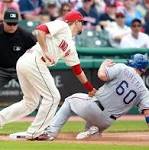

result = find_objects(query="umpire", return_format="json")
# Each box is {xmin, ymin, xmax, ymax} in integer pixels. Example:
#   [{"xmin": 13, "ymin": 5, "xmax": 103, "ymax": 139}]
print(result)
[{"xmin": 0, "ymin": 9, "xmax": 37, "ymax": 88}]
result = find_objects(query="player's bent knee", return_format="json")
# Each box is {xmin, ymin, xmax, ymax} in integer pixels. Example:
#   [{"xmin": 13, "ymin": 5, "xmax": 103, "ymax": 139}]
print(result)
[
  {"xmin": 23, "ymin": 100, "xmax": 39, "ymax": 112},
  {"xmin": 65, "ymin": 93, "xmax": 88, "ymax": 102}
]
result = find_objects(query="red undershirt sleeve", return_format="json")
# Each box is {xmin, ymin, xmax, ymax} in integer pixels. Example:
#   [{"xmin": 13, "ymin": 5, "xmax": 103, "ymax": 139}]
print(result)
[
  {"xmin": 36, "ymin": 24, "xmax": 49, "ymax": 33},
  {"xmin": 71, "ymin": 64, "xmax": 82, "ymax": 75}
]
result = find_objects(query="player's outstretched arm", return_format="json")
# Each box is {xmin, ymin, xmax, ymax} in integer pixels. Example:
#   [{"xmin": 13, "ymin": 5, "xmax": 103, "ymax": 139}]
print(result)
[
  {"xmin": 143, "ymin": 109, "xmax": 149, "ymax": 127},
  {"xmin": 71, "ymin": 64, "xmax": 96, "ymax": 97}
]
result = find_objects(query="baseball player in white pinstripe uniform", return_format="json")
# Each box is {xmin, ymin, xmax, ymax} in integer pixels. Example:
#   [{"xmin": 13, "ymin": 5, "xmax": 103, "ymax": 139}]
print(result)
[
  {"xmin": 41, "ymin": 53, "xmax": 149, "ymax": 140},
  {"xmin": 0, "ymin": 10, "xmax": 96, "ymax": 140}
]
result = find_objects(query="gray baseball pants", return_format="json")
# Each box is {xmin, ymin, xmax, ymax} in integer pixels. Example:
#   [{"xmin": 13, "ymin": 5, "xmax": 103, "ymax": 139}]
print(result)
[{"xmin": 47, "ymin": 93, "xmax": 115, "ymax": 136}]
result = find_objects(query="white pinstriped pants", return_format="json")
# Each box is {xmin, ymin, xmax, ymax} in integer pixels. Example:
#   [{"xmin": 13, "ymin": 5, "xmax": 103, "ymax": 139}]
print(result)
[{"xmin": 0, "ymin": 52, "xmax": 60, "ymax": 138}]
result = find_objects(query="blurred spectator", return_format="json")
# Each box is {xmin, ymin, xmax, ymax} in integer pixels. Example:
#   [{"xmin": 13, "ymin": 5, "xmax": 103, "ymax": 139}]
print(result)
[
  {"xmin": 69, "ymin": 0, "xmax": 82, "ymax": 10},
  {"xmin": 136, "ymin": 0, "xmax": 147, "ymax": 17},
  {"xmin": 120, "ymin": 18, "xmax": 149, "ymax": 48},
  {"xmin": 57, "ymin": 2, "xmax": 71, "ymax": 20},
  {"xmin": 0, "ymin": 9, "xmax": 36, "ymax": 89},
  {"xmin": 78, "ymin": 0, "xmax": 99, "ymax": 29},
  {"xmin": 0, "ymin": 0, "xmax": 20, "ymax": 21},
  {"xmin": 94, "ymin": 0, "xmax": 106, "ymax": 14},
  {"xmin": 123, "ymin": 0, "xmax": 143, "ymax": 26},
  {"xmin": 39, "ymin": 12, "xmax": 50, "ymax": 23},
  {"xmin": 18, "ymin": 0, "xmax": 44, "ymax": 21},
  {"xmin": 143, "ymin": 0, "xmax": 149, "ymax": 34},
  {"xmin": 54, "ymin": 0, "xmax": 82, "ymax": 9},
  {"xmin": 45, "ymin": 1, "xmax": 59, "ymax": 21},
  {"xmin": 115, "ymin": 0, "xmax": 125, "ymax": 10},
  {"xmin": 106, "ymin": 9, "xmax": 131, "ymax": 48},
  {"xmin": 98, "ymin": 0, "xmax": 117, "ymax": 29}
]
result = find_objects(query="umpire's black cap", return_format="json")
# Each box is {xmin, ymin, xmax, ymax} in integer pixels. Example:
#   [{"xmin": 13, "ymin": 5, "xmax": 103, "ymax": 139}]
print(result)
[{"xmin": 4, "ymin": 9, "xmax": 19, "ymax": 23}]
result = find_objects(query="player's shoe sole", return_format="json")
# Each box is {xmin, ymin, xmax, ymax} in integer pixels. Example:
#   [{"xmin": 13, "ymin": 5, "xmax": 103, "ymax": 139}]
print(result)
[{"xmin": 76, "ymin": 126, "xmax": 100, "ymax": 140}]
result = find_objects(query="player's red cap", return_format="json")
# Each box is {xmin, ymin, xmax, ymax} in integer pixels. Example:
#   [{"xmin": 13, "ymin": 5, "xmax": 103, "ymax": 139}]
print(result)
[{"xmin": 64, "ymin": 10, "xmax": 84, "ymax": 23}]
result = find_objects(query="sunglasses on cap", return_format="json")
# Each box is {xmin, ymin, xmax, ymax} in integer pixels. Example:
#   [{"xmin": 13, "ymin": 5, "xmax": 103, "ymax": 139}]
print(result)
[{"xmin": 6, "ymin": 22, "xmax": 18, "ymax": 26}]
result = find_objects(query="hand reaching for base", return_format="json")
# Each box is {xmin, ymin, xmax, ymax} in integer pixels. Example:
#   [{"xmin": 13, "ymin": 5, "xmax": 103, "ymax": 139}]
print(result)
[
  {"xmin": 42, "ymin": 51, "xmax": 55, "ymax": 65},
  {"xmin": 88, "ymin": 88, "xmax": 97, "ymax": 97}
]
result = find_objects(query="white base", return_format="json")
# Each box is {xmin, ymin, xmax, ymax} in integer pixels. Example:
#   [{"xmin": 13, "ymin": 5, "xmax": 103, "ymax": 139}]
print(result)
[{"xmin": 9, "ymin": 131, "xmax": 27, "ymax": 140}]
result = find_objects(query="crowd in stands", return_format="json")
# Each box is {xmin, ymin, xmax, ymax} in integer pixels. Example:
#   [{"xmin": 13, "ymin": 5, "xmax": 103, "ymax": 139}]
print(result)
[{"xmin": 1, "ymin": 0, "xmax": 149, "ymax": 48}]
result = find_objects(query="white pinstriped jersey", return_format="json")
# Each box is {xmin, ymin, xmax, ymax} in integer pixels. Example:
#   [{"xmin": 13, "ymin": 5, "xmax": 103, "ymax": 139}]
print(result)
[
  {"xmin": 31, "ymin": 20, "xmax": 80, "ymax": 67},
  {"xmin": 95, "ymin": 63, "xmax": 149, "ymax": 117}
]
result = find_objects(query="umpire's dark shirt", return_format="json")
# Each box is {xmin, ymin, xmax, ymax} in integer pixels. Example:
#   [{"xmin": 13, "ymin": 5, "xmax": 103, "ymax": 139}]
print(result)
[{"xmin": 0, "ymin": 23, "xmax": 37, "ymax": 68}]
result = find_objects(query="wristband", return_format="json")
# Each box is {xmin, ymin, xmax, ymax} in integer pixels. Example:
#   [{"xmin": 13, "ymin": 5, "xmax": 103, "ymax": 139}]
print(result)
[{"xmin": 83, "ymin": 81, "xmax": 94, "ymax": 92}]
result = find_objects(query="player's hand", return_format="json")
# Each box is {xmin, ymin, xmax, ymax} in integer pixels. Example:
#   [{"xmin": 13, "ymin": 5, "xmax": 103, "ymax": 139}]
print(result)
[
  {"xmin": 88, "ymin": 88, "xmax": 97, "ymax": 97},
  {"xmin": 42, "ymin": 51, "xmax": 55, "ymax": 65}
]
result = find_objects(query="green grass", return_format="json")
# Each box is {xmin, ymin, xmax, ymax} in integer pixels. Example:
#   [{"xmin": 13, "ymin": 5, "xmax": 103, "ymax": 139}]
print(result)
[
  {"xmin": 0, "ymin": 120, "xmax": 149, "ymax": 150},
  {"xmin": 0, "ymin": 122, "xmax": 30, "ymax": 135},
  {"xmin": 0, "ymin": 142, "xmax": 149, "ymax": 150},
  {"xmin": 106, "ymin": 120, "xmax": 148, "ymax": 132},
  {"xmin": 0, "ymin": 120, "xmax": 148, "ymax": 135}
]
